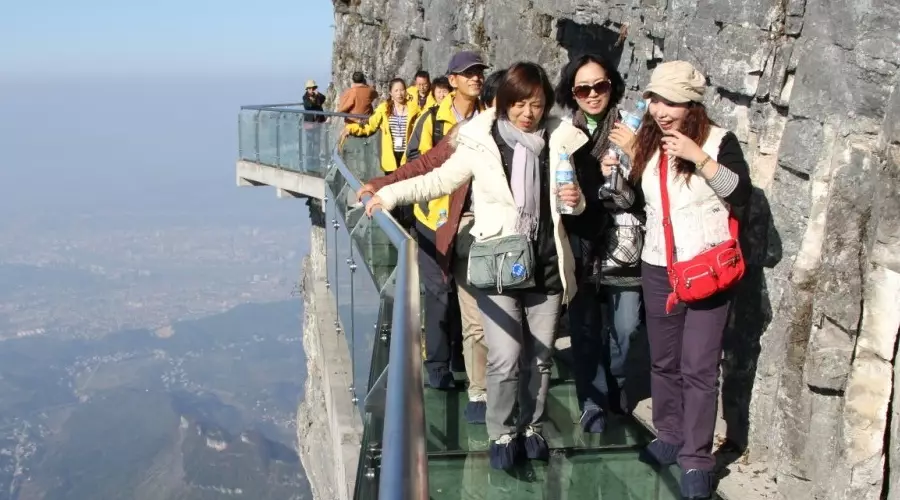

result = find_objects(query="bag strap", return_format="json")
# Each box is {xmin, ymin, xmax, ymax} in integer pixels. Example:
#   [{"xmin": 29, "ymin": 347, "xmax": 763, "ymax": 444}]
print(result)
[
  {"xmin": 658, "ymin": 154, "xmax": 741, "ymax": 268},
  {"xmin": 658, "ymin": 154, "xmax": 677, "ymax": 272},
  {"xmin": 432, "ymin": 110, "xmax": 445, "ymax": 144}
]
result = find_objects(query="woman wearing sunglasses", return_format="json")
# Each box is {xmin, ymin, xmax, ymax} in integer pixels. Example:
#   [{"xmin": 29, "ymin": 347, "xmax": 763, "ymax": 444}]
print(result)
[{"xmin": 555, "ymin": 54, "xmax": 644, "ymax": 434}]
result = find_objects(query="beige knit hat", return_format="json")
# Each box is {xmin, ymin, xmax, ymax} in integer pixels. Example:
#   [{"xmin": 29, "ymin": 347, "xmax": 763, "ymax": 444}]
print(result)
[{"xmin": 642, "ymin": 61, "xmax": 707, "ymax": 103}]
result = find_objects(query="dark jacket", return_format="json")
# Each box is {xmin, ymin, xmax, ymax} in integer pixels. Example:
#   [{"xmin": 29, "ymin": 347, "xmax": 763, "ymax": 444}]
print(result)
[
  {"xmin": 564, "ymin": 127, "xmax": 613, "ymax": 284},
  {"xmin": 302, "ymin": 92, "xmax": 326, "ymax": 122}
]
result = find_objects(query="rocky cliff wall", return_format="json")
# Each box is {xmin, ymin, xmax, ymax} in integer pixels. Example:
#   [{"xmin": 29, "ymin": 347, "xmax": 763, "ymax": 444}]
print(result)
[
  {"xmin": 329, "ymin": 1, "xmax": 900, "ymax": 498},
  {"xmin": 296, "ymin": 200, "xmax": 361, "ymax": 500}
]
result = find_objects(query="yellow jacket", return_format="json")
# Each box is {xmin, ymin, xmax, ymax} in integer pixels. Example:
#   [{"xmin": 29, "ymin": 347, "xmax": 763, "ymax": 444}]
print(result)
[
  {"xmin": 407, "ymin": 86, "xmax": 436, "ymax": 117},
  {"xmin": 346, "ymin": 101, "xmax": 419, "ymax": 172},
  {"xmin": 405, "ymin": 92, "xmax": 485, "ymax": 231}
]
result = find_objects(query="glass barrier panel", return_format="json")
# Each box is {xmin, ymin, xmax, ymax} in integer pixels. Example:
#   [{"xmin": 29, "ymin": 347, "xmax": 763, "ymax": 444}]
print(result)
[
  {"xmin": 340, "ymin": 135, "xmax": 381, "ymax": 185},
  {"xmin": 337, "ymin": 184, "xmax": 364, "ymax": 232},
  {"xmin": 352, "ymin": 274, "xmax": 394, "ymax": 500},
  {"xmin": 352, "ymin": 213, "xmax": 399, "ymax": 292},
  {"xmin": 353, "ymin": 413, "xmax": 381, "ymax": 500},
  {"xmin": 278, "ymin": 111, "xmax": 301, "ymax": 171},
  {"xmin": 238, "ymin": 109, "xmax": 258, "ymax": 161},
  {"xmin": 325, "ymin": 182, "xmax": 338, "ymax": 300},
  {"xmin": 348, "ymin": 216, "xmax": 396, "ymax": 404},
  {"xmin": 333, "ymin": 203, "xmax": 355, "ymax": 370},
  {"xmin": 257, "ymin": 110, "xmax": 280, "ymax": 166},
  {"xmin": 327, "ymin": 159, "xmax": 349, "ymax": 202},
  {"xmin": 302, "ymin": 121, "xmax": 331, "ymax": 176}
]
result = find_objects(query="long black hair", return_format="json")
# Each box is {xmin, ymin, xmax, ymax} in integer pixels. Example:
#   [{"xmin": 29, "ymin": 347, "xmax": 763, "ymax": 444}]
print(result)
[
  {"xmin": 554, "ymin": 53, "xmax": 625, "ymax": 112},
  {"xmin": 385, "ymin": 77, "xmax": 407, "ymax": 115},
  {"xmin": 481, "ymin": 69, "xmax": 507, "ymax": 105}
]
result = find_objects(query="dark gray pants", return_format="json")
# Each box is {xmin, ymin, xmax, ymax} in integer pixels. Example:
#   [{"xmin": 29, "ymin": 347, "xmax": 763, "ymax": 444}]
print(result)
[
  {"xmin": 642, "ymin": 262, "xmax": 730, "ymax": 471},
  {"xmin": 475, "ymin": 290, "xmax": 562, "ymax": 440}
]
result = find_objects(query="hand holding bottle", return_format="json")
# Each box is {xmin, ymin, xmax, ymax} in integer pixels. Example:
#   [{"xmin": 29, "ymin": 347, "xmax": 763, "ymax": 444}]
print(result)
[
  {"xmin": 556, "ymin": 184, "xmax": 581, "ymax": 207},
  {"xmin": 601, "ymin": 151, "xmax": 619, "ymax": 177},
  {"xmin": 609, "ymin": 123, "xmax": 637, "ymax": 159}
]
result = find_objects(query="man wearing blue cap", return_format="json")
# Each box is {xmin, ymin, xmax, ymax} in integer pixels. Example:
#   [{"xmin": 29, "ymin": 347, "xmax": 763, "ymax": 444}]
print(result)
[{"xmin": 404, "ymin": 51, "xmax": 487, "ymax": 398}]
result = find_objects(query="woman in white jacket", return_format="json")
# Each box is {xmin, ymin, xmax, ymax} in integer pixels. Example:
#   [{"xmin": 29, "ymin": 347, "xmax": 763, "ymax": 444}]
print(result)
[
  {"xmin": 632, "ymin": 61, "xmax": 752, "ymax": 500},
  {"xmin": 366, "ymin": 62, "xmax": 591, "ymax": 470}
]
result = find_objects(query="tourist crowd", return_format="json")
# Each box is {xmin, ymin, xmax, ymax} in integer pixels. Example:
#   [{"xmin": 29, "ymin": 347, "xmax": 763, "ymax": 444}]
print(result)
[{"xmin": 326, "ymin": 50, "xmax": 751, "ymax": 500}]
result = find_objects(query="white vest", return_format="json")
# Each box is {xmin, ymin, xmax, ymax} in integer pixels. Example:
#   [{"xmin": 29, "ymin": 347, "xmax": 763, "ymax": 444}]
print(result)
[{"xmin": 641, "ymin": 127, "xmax": 732, "ymax": 266}]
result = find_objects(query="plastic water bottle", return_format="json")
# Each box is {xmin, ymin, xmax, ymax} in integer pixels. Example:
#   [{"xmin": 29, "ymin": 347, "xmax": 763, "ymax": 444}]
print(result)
[
  {"xmin": 600, "ymin": 100, "xmax": 647, "ymax": 199},
  {"xmin": 436, "ymin": 209, "xmax": 448, "ymax": 228},
  {"xmin": 556, "ymin": 151, "xmax": 576, "ymax": 215}
]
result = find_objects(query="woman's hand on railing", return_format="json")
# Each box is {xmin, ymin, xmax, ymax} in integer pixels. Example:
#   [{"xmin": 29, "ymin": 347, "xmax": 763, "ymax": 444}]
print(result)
[
  {"xmin": 356, "ymin": 183, "xmax": 376, "ymax": 202},
  {"xmin": 365, "ymin": 195, "xmax": 385, "ymax": 217}
]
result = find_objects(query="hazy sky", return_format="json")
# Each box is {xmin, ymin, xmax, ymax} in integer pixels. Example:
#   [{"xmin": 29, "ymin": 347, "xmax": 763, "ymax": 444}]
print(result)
[
  {"xmin": 1, "ymin": 1, "xmax": 335, "ymax": 221},
  {"xmin": 4, "ymin": 0, "xmax": 334, "ymax": 80}
]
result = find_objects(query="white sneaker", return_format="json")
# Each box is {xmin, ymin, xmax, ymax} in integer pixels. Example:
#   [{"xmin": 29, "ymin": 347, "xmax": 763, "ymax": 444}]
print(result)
[
  {"xmin": 469, "ymin": 393, "xmax": 487, "ymax": 403},
  {"xmin": 494, "ymin": 433, "xmax": 515, "ymax": 445}
]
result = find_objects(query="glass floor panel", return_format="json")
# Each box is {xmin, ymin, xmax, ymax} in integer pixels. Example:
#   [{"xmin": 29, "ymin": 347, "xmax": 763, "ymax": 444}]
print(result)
[
  {"xmin": 423, "ymin": 383, "xmax": 650, "ymax": 453},
  {"xmin": 428, "ymin": 449, "xmax": 683, "ymax": 500}
]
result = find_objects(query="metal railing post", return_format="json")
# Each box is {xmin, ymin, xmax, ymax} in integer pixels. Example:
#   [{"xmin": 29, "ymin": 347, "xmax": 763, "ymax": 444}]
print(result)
[{"xmin": 377, "ymin": 238, "xmax": 426, "ymax": 500}]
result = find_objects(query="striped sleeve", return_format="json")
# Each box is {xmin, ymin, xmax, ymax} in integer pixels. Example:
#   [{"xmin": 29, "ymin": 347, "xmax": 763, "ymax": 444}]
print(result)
[{"xmin": 710, "ymin": 132, "xmax": 752, "ymax": 207}]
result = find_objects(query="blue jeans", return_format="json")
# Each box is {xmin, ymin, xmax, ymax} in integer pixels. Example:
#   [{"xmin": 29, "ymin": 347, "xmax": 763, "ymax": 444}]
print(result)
[{"xmin": 568, "ymin": 285, "xmax": 643, "ymax": 411}]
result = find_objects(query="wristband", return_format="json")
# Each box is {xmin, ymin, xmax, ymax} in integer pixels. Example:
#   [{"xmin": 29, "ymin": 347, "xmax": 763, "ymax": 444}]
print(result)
[{"xmin": 697, "ymin": 155, "xmax": 713, "ymax": 171}]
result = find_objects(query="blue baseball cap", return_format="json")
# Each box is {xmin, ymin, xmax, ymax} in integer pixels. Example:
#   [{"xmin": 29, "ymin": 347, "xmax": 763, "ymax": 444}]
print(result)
[{"xmin": 447, "ymin": 51, "xmax": 487, "ymax": 74}]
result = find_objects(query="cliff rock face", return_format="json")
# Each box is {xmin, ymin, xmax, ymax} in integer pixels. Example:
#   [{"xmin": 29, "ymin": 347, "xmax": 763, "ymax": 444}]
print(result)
[{"xmin": 329, "ymin": 1, "xmax": 900, "ymax": 498}]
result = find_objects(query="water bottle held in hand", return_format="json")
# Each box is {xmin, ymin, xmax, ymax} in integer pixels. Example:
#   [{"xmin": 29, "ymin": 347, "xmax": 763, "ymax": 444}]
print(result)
[
  {"xmin": 599, "ymin": 148, "xmax": 620, "ymax": 199},
  {"xmin": 556, "ymin": 151, "xmax": 576, "ymax": 215},
  {"xmin": 600, "ymin": 100, "xmax": 647, "ymax": 199}
]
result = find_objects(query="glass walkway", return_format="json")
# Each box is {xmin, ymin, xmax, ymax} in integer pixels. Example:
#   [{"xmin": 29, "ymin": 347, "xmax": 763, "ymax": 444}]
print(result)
[{"xmin": 237, "ymin": 105, "xmax": 684, "ymax": 499}]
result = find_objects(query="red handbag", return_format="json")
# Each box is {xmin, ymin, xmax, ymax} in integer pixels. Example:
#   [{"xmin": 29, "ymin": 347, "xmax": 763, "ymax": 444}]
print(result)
[{"xmin": 658, "ymin": 154, "xmax": 745, "ymax": 313}]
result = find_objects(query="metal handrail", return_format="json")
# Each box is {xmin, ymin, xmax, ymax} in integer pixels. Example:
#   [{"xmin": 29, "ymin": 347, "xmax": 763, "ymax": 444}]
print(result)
[
  {"xmin": 330, "ymin": 148, "xmax": 428, "ymax": 499},
  {"xmin": 240, "ymin": 104, "xmax": 370, "ymax": 121}
]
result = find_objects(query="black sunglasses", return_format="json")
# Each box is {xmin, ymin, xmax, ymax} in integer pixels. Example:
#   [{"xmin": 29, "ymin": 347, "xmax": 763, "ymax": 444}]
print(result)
[{"xmin": 572, "ymin": 80, "xmax": 612, "ymax": 99}]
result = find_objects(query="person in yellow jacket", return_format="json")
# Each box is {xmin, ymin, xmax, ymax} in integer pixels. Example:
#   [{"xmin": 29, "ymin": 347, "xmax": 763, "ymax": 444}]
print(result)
[
  {"xmin": 407, "ymin": 70, "xmax": 436, "ymax": 114},
  {"xmin": 402, "ymin": 50, "xmax": 487, "ymax": 392},
  {"xmin": 431, "ymin": 76, "xmax": 452, "ymax": 105},
  {"xmin": 406, "ymin": 53, "xmax": 487, "ymax": 232},
  {"xmin": 342, "ymin": 78, "xmax": 418, "ymax": 173}
]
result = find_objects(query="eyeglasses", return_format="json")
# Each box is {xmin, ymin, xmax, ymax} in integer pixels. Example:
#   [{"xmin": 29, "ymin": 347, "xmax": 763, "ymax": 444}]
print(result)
[
  {"xmin": 572, "ymin": 80, "xmax": 612, "ymax": 99},
  {"xmin": 453, "ymin": 68, "xmax": 485, "ymax": 79}
]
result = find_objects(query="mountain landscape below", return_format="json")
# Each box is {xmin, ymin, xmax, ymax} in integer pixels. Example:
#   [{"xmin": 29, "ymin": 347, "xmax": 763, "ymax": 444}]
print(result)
[{"xmin": 0, "ymin": 75, "xmax": 316, "ymax": 499}]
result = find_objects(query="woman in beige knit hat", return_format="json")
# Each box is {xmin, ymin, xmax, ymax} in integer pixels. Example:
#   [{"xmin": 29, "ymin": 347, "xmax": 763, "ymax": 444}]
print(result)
[{"xmin": 630, "ymin": 60, "xmax": 752, "ymax": 500}]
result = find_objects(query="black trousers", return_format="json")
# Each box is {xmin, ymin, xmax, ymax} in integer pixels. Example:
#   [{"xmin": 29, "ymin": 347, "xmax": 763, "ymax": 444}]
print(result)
[{"xmin": 415, "ymin": 221, "xmax": 462, "ymax": 376}]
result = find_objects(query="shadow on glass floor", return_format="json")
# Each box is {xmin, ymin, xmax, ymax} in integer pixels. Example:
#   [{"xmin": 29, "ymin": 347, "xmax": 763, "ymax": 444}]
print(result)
[
  {"xmin": 420, "ymin": 305, "xmax": 672, "ymax": 498},
  {"xmin": 428, "ymin": 449, "xmax": 682, "ymax": 500}
]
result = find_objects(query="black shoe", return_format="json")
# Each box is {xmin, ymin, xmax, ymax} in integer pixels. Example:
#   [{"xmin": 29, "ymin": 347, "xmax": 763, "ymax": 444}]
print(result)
[
  {"xmin": 680, "ymin": 469, "xmax": 715, "ymax": 499},
  {"xmin": 523, "ymin": 427, "xmax": 549, "ymax": 461},
  {"xmin": 580, "ymin": 407, "xmax": 606, "ymax": 433},
  {"xmin": 427, "ymin": 369, "xmax": 455, "ymax": 391},
  {"xmin": 639, "ymin": 439, "xmax": 681, "ymax": 466},
  {"xmin": 464, "ymin": 394, "xmax": 487, "ymax": 424},
  {"xmin": 489, "ymin": 434, "xmax": 522, "ymax": 470}
]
